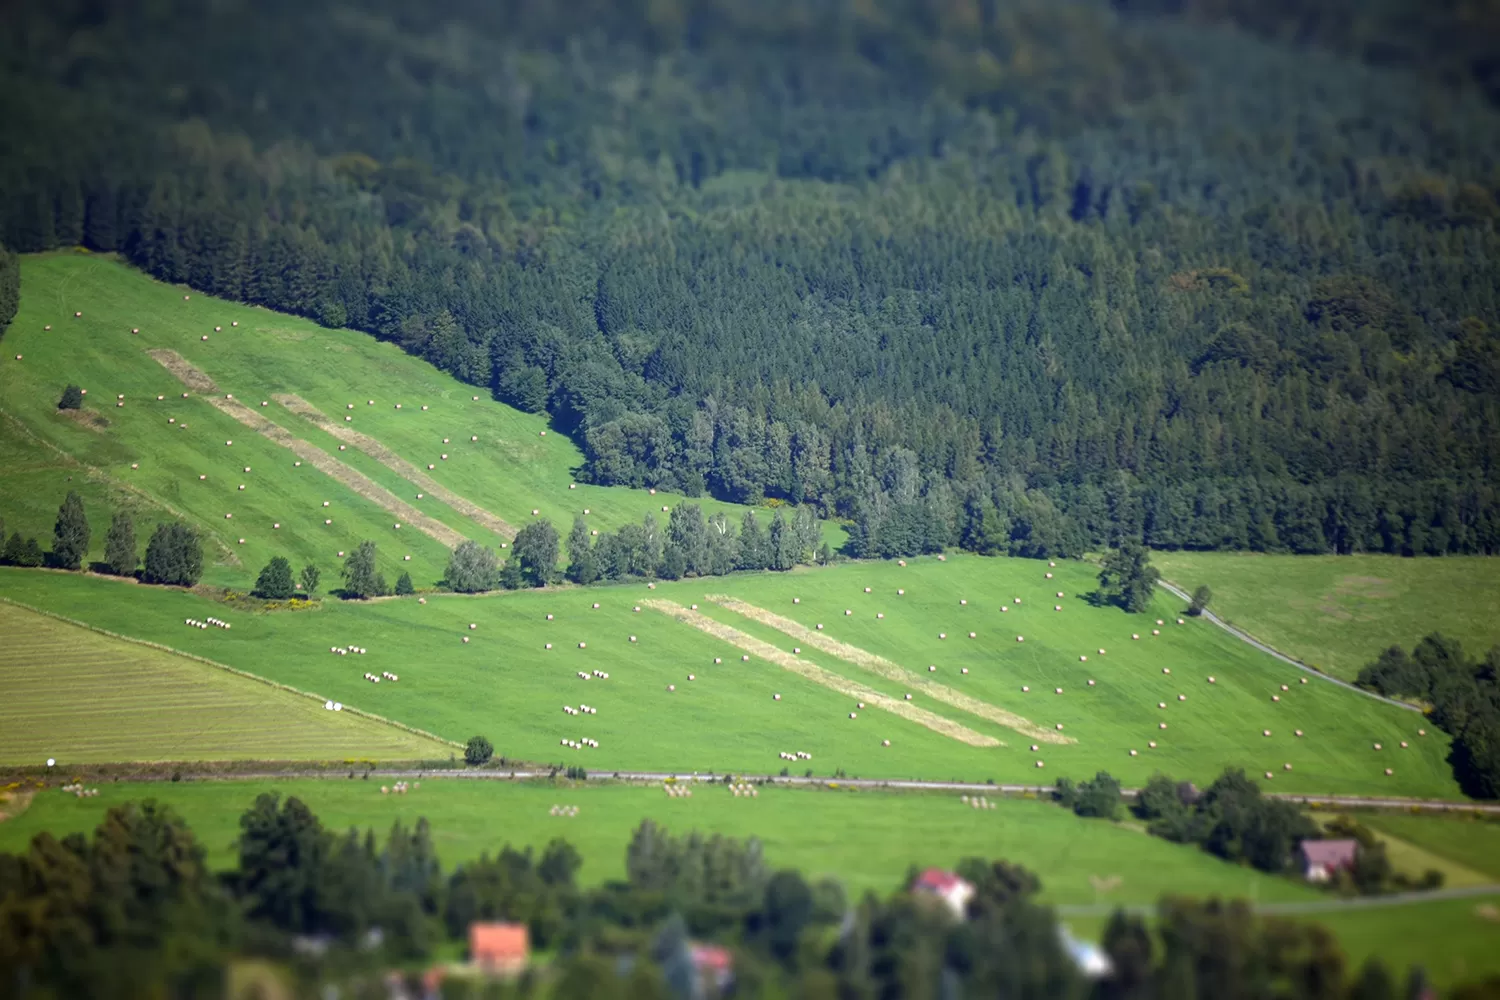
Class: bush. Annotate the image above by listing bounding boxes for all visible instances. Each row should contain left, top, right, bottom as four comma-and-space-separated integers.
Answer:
57, 385, 83, 410
1054, 771, 1122, 819
464, 735, 494, 766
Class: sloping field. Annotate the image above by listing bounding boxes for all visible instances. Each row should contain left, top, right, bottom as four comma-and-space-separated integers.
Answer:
1154, 552, 1500, 680
0, 253, 833, 589
0, 601, 450, 763
0, 552, 1459, 798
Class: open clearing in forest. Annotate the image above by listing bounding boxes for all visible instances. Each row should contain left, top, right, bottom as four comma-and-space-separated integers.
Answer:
0, 601, 449, 763
0, 253, 834, 589
0, 552, 1459, 798
1154, 552, 1500, 680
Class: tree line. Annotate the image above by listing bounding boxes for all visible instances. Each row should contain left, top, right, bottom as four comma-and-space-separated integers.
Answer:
0, 492, 202, 586
2, 0, 1498, 560
0, 788, 1463, 999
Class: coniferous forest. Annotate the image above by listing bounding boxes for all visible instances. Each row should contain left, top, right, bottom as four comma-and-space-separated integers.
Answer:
2, 0, 1499, 559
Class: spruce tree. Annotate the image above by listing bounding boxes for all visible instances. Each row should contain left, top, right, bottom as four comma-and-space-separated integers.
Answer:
394, 571, 414, 595
341, 541, 383, 599
254, 556, 295, 599
566, 516, 599, 584
102, 510, 137, 576
4, 532, 44, 567
51, 491, 90, 570
142, 523, 203, 586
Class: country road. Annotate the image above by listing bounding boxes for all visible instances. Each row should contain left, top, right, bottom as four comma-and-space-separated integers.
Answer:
1054, 883, 1500, 918
1154, 579, 1420, 712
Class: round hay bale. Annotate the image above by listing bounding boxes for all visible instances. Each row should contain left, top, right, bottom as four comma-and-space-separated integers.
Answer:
1055, 687, 1063, 694
1263, 729, 1271, 737
1178, 694, 1186, 701
1384, 768, 1393, 776
1022, 686, 1030, 693
962, 668, 969, 674
1035, 760, 1044, 768
1162, 667, 1171, 674
882, 739, 890, 747
1130, 749, 1138, 756
1208, 676, 1216, 683
742, 655, 749, 662
1055, 723, 1064, 730
1272, 695, 1280, 702
1149, 741, 1157, 748
928, 664, 936, 672
773, 693, 780, 700
1088, 679, 1095, 686
1373, 743, 1382, 750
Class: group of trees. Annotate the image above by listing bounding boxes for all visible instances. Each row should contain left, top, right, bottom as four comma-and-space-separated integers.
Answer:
251, 556, 320, 599
0, 791, 1447, 999
0, 493, 202, 585
1357, 635, 1500, 798
2, 0, 1498, 562
0, 242, 16, 335
1134, 768, 1321, 874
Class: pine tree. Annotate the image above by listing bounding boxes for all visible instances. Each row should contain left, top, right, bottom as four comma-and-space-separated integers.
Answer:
142, 523, 203, 586
768, 511, 795, 571
3, 532, 44, 567
394, 571, 414, 595
341, 541, 384, 599
102, 510, 137, 576
565, 516, 599, 584
51, 491, 90, 570
254, 556, 296, 599
738, 512, 768, 571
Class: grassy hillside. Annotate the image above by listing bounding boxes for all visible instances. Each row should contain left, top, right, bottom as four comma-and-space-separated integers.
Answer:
0, 550, 1457, 798
1154, 552, 1500, 680
0, 778, 1320, 906
0, 253, 839, 589
0, 601, 450, 763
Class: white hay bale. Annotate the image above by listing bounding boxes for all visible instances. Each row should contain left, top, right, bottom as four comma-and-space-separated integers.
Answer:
1208, 676, 1216, 683
714, 657, 721, 664
928, 664, 936, 672
668, 684, 675, 691
1130, 749, 1138, 756
662, 505, 669, 512
462, 636, 469, 643
1158, 702, 1167, 709
1022, 686, 1030, 693
422, 405, 428, 410
1055, 723, 1064, 730
578, 642, 586, 649
1080, 655, 1088, 662
1162, 667, 1171, 674
1132, 634, 1139, 640
961, 667, 969, 674
742, 655, 750, 662
793, 646, 800, 654
849, 712, 857, 719
545, 643, 552, 649
1373, 743, 1382, 750
1045, 572, 1052, 579
1055, 605, 1062, 611
1400, 741, 1408, 748
1263, 729, 1271, 737
1035, 760, 1044, 768
816, 624, 823, 630
1384, 768, 1393, 776
1272, 695, 1280, 702
1055, 687, 1063, 694
1148, 740, 1158, 749
1160, 722, 1168, 730
201, 335, 209, 341
1419, 728, 1426, 736
1016, 635, 1024, 642
1030, 744, 1039, 752
1300, 677, 1308, 684
773, 693, 780, 700
877, 613, 884, 619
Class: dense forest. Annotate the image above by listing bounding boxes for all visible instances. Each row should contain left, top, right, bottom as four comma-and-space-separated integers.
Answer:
2, 0, 1499, 557
0, 788, 1451, 998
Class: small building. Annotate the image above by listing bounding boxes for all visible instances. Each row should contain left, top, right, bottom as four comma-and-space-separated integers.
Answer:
469, 921, 529, 976
690, 943, 734, 994
1299, 839, 1359, 882
910, 868, 975, 919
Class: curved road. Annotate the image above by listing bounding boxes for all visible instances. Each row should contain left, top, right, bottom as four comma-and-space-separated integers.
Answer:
1154, 580, 1420, 712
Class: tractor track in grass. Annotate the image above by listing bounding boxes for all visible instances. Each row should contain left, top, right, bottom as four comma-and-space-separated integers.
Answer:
274, 393, 515, 540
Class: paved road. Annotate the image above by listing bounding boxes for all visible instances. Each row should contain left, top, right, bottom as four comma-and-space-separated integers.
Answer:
1154, 580, 1420, 712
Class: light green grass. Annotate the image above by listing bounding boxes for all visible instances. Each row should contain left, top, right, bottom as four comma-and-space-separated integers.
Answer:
1154, 552, 1500, 680
1311, 894, 1500, 989
0, 777, 1320, 906
1310, 812, 1494, 888
0, 601, 449, 763
0, 252, 840, 589
1356, 812, 1500, 882
0, 548, 1459, 798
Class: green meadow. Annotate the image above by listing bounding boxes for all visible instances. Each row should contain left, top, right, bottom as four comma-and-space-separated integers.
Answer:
0, 777, 1319, 907
1357, 812, 1500, 883
0, 548, 1456, 797
0, 253, 838, 591
0, 601, 449, 763
1154, 552, 1500, 680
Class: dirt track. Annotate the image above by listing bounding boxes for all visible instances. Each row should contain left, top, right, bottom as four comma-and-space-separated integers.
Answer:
274, 394, 515, 540
643, 599, 1003, 748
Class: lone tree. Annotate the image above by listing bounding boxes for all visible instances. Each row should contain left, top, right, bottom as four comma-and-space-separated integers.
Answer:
341, 541, 386, 599
254, 556, 296, 599
51, 491, 90, 570
1097, 541, 1159, 613
394, 571, 414, 595
446, 539, 499, 593
57, 385, 83, 410
299, 564, 320, 596
102, 510, 137, 576
464, 735, 494, 766
142, 523, 203, 586
1189, 585, 1213, 617
510, 519, 559, 588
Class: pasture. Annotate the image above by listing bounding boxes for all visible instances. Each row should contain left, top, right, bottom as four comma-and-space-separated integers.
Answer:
0, 777, 1320, 906
0, 600, 449, 763
0, 252, 837, 590
0, 548, 1458, 797
1357, 812, 1500, 882
1154, 552, 1500, 680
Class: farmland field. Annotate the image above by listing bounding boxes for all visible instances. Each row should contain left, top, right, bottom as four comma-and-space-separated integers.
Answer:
1357, 812, 1500, 882
0, 548, 1457, 797
1154, 552, 1500, 680
0, 253, 838, 591
0, 777, 1321, 906
0, 600, 450, 763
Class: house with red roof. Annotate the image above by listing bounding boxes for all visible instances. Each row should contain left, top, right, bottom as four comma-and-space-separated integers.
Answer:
468, 922, 530, 976
1299, 839, 1359, 882
910, 868, 975, 919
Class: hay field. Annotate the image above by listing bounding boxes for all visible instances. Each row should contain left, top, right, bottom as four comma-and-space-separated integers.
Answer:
0, 551, 1459, 798
0, 253, 836, 589
0, 601, 450, 763
1154, 552, 1500, 680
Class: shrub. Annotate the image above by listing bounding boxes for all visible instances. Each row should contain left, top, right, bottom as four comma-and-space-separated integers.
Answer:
253, 556, 296, 599
464, 735, 494, 766
57, 385, 83, 410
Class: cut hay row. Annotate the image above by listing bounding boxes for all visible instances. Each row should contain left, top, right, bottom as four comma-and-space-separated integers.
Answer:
707, 595, 1070, 745
642, 599, 1002, 748
145, 348, 219, 394
199, 396, 469, 549
274, 393, 515, 540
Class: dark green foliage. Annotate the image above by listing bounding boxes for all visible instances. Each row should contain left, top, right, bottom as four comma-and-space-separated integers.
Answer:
657, 543, 686, 580
57, 384, 83, 410
50, 490, 89, 570
1136, 768, 1317, 873
0, 243, 17, 334
1098, 542, 1160, 613
394, 570, 414, 595
101, 509, 137, 576
1320, 815, 1444, 896
1054, 771, 1123, 819
445, 539, 499, 593
2, 531, 45, 566
1188, 584, 1212, 616
508, 519, 559, 588
253, 556, 295, 599
299, 563, 320, 596
565, 516, 599, 584
141, 522, 203, 586
1152, 898, 1346, 1000
1357, 635, 1500, 798
464, 735, 494, 766
340, 540, 386, 599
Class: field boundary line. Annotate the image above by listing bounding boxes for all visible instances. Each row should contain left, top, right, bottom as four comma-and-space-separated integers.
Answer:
275, 394, 515, 540
643, 599, 1003, 747
706, 595, 1069, 744
1155, 578, 1421, 713
0, 596, 461, 752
